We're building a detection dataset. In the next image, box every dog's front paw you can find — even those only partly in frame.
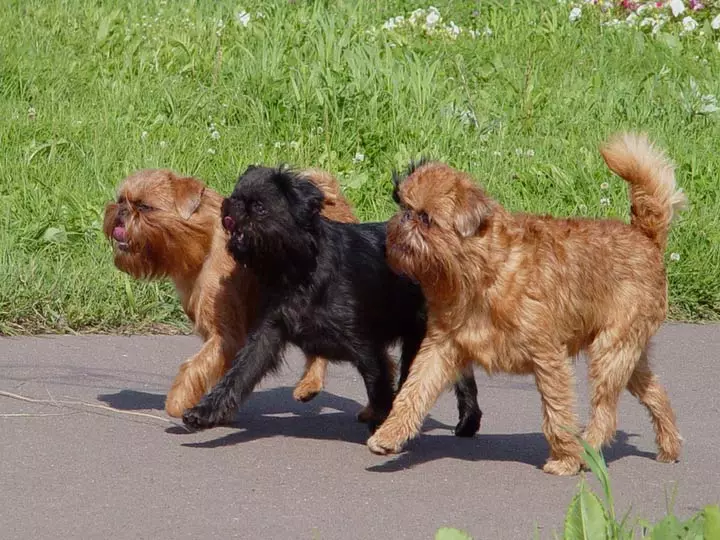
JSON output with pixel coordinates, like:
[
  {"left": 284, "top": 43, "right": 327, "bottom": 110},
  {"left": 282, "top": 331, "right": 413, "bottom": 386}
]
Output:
[
  {"left": 367, "top": 430, "right": 404, "bottom": 455},
  {"left": 182, "top": 396, "right": 235, "bottom": 430},
  {"left": 454, "top": 407, "right": 482, "bottom": 438},
  {"left": 542, "top": 457, "right": 582, "bottom": 476}
]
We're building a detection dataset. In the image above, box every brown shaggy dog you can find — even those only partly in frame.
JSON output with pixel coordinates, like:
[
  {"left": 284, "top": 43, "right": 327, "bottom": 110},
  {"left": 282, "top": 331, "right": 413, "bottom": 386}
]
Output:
[
  {"left": 367, "top": 133, "right": 685, "bottom": 475},
  {"left": 103, "top": 168, "right": 357, "bottom": 417}
]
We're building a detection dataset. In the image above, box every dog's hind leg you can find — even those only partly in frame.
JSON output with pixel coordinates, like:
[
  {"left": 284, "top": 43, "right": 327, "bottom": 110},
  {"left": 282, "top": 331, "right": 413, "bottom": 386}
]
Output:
[
  {"left": 293, "top": 356, "right": 327, "bottom": 402},
  {"left": 354, "top": 348, "right": 396, "bottom": 433},
  {"left": 583, "top": 334, "right": 643, "bottom": 452},
  {"left": 626, "top": 348, "right": 681, "bottom": 463},
  {"left": 452, "top": 365, "right": 482, "bottom": 437},
  {"left": 182, "top": 319, "right": 285, "bottom": 429}
]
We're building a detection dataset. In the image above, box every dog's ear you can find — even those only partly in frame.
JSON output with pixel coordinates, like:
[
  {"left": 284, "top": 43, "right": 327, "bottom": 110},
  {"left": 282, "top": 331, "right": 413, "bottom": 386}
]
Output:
[
  {"left": 454, "top": 184, "right": 492, "bottom": 238},
  {"left": 391, "top": 170, "right": 403, "bottom": 206},
  {"left": 391, "top": 158, "right": 431, "bottom": 206},
  {"left": 173, "top": 176, "right": 205, "bottom": 220},
  {"left": 277, "top": 172, "right": 325, "bottom": 225}
]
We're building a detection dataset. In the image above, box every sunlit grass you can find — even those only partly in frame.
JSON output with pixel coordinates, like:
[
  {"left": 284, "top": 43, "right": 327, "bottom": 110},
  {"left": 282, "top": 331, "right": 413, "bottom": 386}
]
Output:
[{"left": 1, "top": 0, "right": 719, "bottom": 333}]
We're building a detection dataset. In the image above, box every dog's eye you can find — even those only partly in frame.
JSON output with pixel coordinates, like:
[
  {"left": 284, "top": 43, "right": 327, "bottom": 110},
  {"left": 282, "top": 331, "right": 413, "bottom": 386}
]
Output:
[
  {"left": 418, "top": 211, "right": 431, "bottom": 227},
  {"left": 251, "top": 201, "right": 266, "bottom": 216},
  {"left": 135, "top": 203, "right": 154, "bottom": 213}
]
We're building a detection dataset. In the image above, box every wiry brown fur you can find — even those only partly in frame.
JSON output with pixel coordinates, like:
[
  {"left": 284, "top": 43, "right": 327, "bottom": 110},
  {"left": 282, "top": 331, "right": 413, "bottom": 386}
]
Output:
[
  {"left": 103, "top": 168, "right": 358, "bottom": 417},
  {"left": 367, "top": 133, "right": 684, "bottom": 475}
]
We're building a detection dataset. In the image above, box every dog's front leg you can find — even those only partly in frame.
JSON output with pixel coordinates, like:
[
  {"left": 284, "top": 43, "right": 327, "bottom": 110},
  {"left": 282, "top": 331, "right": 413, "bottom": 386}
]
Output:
[
  {"left": 367, "top": 338, "right": 461, "bottom": 454},
  {"left": 165, "top": 335, "right": 226, "bottom": 417},
  {"left": 182, "top": 318, "right": 285, "bottom": 429}
]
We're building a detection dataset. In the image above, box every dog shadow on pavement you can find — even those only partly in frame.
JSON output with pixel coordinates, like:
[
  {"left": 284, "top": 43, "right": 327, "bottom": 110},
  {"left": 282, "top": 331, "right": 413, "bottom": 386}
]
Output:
[
  {"left": 97, "top": 386, "right": 457, "bottom": 446},
  {"left": 365, "top": 430, "right": 657, "bottom": 473},
  {"left": 98, "top": 387, "right": 656, "bottom": 471},
  {"left": 98, "top": 389, "right": 166, "bottom": 410}
]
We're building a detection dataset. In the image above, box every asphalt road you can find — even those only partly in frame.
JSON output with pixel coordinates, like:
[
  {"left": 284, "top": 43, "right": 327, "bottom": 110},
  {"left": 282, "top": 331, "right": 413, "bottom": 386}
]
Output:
[{"left": 1, "top": 324, "right": 718, "bottom": 539}]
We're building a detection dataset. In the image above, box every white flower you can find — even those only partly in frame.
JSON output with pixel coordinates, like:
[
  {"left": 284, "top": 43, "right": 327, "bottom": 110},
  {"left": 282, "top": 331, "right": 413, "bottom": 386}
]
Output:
[
  {"left": 159, "top": 140, "right": 167, "bottom": 148},
  {"left": 256, "top": 11, "right": 265, "bottom": 19},
  {"left": 446, "top": 21, "right": 461, "bottom": 38},
  {"left": 600, "top": 182, "right": 609, "bottom": 190},
  {"left": 28, "top": 107, "right": 36, "bottom": 119},
  {"left": 382, "top": 18, "right": 397, "bottom": 30},
  {"left": 670, "top": 0, "right": 685, "bottom": 17},
  {"left": 469, "top": 29, "right": 479, "bottom": 38},
  {"left": 699, "top": 94, "right": 719, "bottom": 114},
  {"left": 515, "top": 148, "right": 524, "bottom": 156},
  {"left": 569, "top": 7, "right": 582, "bottom": 22},
  {"left": 210, "top": 130, "right": 220, "bottom": 140},
  {"left": 289, "top": 141, "right": 300, "bottom": 150},
  {"left": 682, "top": 16, "right": 698, "bottom": 32},
  {"left": 352, "top": 152, "right": 365, "bottom": 163},
  {"left": 712, "top": 14, "right": 720, "bottom": 30},
  {"left": 207, "top": 148, "right": 216, "bottom": 154},
  {"left": 273, "top": 141, "right": 283, "bottom": 149},
  {"left": 670, "top": 252, "right": 680, "bottom": 261},
  {"left": 236, "top": 10, "right": 250, "bottom": 27},
  {"left": 483, "top": 26, "right": 493, "bottom": 37},
  {"left": 140, "top": 131, "right": 148, "bottom": 140},
  {"left": 426, "top": 7, "right": 441, "bottom": 28},
  {"left": 600, "top": 197, "right": 610, "bottom": 206},
  {"left": 626, "top": 12, "right": 639, "bottom": 26},
  {"left": 409, "top": 9, "right": 425, "bottom": 25},
  {"left": 492, "top": 151, "right": 502, "bottom": 157},
  {"left": 525, "top": 149, "right": 535, "bottom": 157}
]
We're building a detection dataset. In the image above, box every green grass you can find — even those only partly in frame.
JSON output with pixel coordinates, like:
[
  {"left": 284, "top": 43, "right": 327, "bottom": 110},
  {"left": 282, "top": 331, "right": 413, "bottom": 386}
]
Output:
[{"left": 1, "top": 0, "right": 719, "bottom": 334}]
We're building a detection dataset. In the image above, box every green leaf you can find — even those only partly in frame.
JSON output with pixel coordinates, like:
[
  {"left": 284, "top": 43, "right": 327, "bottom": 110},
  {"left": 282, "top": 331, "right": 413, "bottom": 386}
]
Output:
[
  {"left": 579, "top": 439, "right": 614, "bottom": 520},
  {"left": 564, "top": 483, "right": 608, "bottom": 540},
  {"left": 435, "top": 527, "right": 472, "bottom": 540},
  {"left": 704, "top": 506, "right": 720, "bottom": 539},
  {"left": 41, "top": 226, "right": 67, "bottom": 244},
  {"left": 648, "top": 515, "right": 683, "bottom": 540},
  {"left": 343, "top": 172, "right": 369, "bottom": 189},
  {"left": 655, "top": 32, "right": 682, "bottom": 51},
  {"left": 96, "top": 9, "right": 120, "bottom": 44}
]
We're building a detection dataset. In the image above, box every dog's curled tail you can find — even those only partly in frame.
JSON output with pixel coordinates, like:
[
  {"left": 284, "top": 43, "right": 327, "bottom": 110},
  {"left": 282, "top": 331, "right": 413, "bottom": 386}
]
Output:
[{"left": 600, "top": 132, "right": 687, "bottom": 251}]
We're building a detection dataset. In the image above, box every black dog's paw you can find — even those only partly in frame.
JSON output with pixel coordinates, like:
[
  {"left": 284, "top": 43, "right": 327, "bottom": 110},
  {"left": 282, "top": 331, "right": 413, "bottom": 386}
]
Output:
[
  {"left": 182, "top": 397, "right": 236, "bottom": 430},
  {"left": 454, "top": 407, "right": 482, "bottom": 438}
]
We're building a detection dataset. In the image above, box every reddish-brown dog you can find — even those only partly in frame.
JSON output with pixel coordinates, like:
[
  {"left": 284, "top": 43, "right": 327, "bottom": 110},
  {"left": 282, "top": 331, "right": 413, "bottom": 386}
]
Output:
[
  {"left": 367, "top": 133, "right": 685, "bottom": 475},
  {"left": 103, "top": 168, "right": 357, "bottom": 417}
]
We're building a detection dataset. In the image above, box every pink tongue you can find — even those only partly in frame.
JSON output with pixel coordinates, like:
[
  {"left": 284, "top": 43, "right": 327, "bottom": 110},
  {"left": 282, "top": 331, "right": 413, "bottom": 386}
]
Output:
[{"left": 112, "top": 226, "right": 127, "bottom": 242}]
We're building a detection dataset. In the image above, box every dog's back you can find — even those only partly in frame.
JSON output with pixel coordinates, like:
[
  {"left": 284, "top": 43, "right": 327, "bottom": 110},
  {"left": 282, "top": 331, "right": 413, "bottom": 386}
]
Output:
[{"left": 305, "top": 218, "right": 426, "bottom": 353}]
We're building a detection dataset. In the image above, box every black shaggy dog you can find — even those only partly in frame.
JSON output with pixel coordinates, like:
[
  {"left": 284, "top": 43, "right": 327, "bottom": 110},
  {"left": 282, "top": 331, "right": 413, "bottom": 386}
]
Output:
[{"left": 182, "top": 165, "right": 482, "bottom": 435}]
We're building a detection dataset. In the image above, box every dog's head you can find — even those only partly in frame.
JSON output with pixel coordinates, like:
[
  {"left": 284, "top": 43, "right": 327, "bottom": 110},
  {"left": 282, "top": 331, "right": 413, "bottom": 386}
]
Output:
[
  {"left": 103, "top": 169, "right": 220, "bottom": 280},
  {"left": 388, "top": 161, "right": 495, "bottom": 295},
  {"left": 221, "top": 165, "right": 325, "bottom": 271}
]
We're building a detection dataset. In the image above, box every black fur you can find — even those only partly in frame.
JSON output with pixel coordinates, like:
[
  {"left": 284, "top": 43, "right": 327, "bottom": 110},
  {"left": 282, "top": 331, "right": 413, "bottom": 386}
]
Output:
[{"left": 183, "top": 166, "right": 481, "bottom": 436}]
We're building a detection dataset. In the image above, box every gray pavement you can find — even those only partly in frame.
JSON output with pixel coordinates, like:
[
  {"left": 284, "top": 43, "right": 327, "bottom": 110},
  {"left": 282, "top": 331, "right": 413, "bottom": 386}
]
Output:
[{"left": 0, "top": 324, "right": 718, "bottom": 539}]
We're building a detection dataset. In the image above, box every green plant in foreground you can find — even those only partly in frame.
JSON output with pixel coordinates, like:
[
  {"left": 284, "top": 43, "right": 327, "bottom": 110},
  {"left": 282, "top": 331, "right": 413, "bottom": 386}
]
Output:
[
  {"left": 562, "top": 440, "right": 720, "bottom": 540},
  {"left": 434, "top": 440, "right": 720, "bottom": 540}
]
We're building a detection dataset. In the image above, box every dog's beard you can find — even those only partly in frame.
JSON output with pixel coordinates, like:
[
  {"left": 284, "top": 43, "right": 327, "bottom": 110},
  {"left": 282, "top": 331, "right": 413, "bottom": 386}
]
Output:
[
  {"left": 227, "top": 225, "right": 317, "bottom": 282},
  {"left": 387, "top": 216, "right": 465, "bottom": 300}
]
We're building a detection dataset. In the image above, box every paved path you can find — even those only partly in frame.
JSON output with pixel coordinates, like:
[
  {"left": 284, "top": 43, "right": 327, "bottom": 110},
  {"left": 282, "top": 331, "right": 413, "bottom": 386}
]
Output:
[{"left": 1, "top": 324, "right": 718, "bottom": 539}]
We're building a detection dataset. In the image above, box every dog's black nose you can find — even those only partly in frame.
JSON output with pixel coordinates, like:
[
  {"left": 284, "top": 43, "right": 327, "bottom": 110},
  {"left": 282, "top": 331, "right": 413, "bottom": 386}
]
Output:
[{"left": 223, "top": 216, "right": 235, "bottom": 231}]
